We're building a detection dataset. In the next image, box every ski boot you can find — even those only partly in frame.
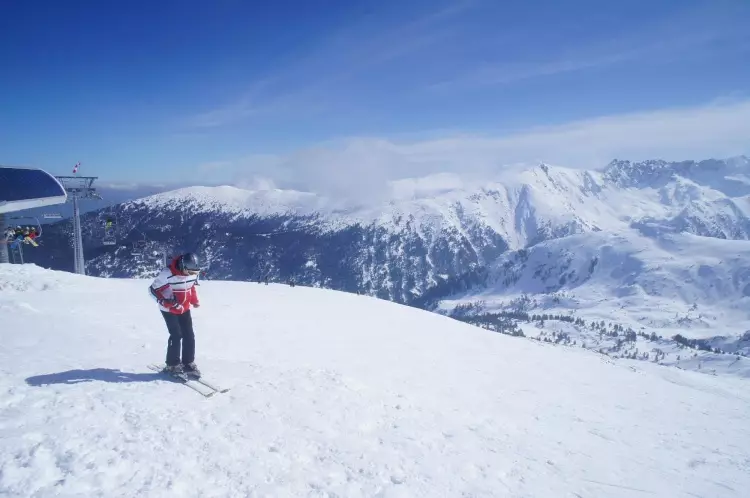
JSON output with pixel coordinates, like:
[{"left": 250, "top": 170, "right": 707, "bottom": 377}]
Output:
[
  {"left": 162, "top": 363, "right": 188, "bottom": 381},
  {"left": 183, "top": 362, "right": 201, "bottom": 378}
]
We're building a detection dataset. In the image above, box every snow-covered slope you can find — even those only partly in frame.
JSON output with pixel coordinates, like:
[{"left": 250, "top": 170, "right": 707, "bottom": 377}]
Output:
[
  {"left": 447, "top": 230, "right": 750, "bottom": 313},
  {"left": 1, "top": 264, "right": 749, "bottom": 497},
  {"left": 437, "top": 229, "right": 750, "bottom": 364}
]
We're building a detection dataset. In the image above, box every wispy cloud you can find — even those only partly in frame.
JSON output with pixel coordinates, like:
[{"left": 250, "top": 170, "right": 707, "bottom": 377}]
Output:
[
  {"left": 183, "top": 1, "right": 474, "bottom": 128},
  {"left": 216, "top": 98, "right": 750, "bottom": 201},
  {"left": 185, "top": 79, "right": 273, "bottom": 128},
  {"left": 430, "top": 3, "right": 749, "bottom": 91}
]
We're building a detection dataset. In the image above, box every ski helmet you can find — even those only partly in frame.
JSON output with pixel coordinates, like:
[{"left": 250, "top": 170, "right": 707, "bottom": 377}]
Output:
[{"left": 177, "top": 253, "right": 200, "bottom": 274}]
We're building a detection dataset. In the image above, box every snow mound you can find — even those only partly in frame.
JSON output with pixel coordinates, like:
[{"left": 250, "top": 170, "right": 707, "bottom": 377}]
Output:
[
  {"left": 0, "top": 264, "right": 79, "bottom": 293},
  {"left": 1, "top": 265, "right": 749, "bottom": 497}
]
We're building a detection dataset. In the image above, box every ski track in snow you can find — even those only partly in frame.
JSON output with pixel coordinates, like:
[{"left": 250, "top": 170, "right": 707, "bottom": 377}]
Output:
[{"left": 1, "top": 265, "right": 749, "bottom": 497}]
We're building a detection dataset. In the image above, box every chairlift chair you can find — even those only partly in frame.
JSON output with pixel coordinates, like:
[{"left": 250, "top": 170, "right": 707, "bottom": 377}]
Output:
[
  {"left": 5, "top": 216, "right": 42, "bottom": 243},
  {"left": 2, "top": 217, "right": 41, "bottom": 263},
  {"left": 101, "top": 212, "right": 118, "bottom": 246},
  {"left": 131, "top": 239, "right": 148, "bottom": 257}
]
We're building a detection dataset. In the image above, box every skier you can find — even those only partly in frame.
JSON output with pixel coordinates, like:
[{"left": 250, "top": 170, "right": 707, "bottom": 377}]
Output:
[
  {"left": 6, "top": 227, "right": 23, "bottom": 248},
  {"left": 148, "top": 253, "right": 202, "bottom": 377}
]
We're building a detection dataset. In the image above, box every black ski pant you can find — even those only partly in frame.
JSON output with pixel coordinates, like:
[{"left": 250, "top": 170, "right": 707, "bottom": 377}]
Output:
[{"left": 161, "top": 310, "right": 195, "bottom": 366}]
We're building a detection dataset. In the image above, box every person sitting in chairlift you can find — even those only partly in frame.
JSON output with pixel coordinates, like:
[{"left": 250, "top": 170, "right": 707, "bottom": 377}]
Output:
[{"left": 11, "top": 226, "right": 38, "bottom": 245}]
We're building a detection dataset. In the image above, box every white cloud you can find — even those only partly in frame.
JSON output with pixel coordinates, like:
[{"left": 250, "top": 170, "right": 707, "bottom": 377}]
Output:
[
  {"left": 98, "top": 182, "right": 173, "bottom": 191},
  {"left": 224, "top": 98, "right": 750, "bottom": 202}
]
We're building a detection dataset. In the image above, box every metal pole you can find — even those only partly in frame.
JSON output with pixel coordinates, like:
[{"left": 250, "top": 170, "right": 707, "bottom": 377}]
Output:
[
  {"left": 71, "top": 195, "right": 79, "bottom": 273},
  {"left": 72, "top": 195, "right": 85, "bottom": 274},
  {"left": 17, "top": 242, "right": 24, "bottom": 264},
  {"left": 0, "top": 213, "right": 8, "bottom": 264},
  {"left": 54, "top": 175, "right": 99, "bottom": 275}
]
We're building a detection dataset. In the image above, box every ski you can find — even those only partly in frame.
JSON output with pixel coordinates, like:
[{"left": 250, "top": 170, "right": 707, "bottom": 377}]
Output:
[
  {"left": 186, "top": 374, "right": 230, "bottom": 394},
  {"left": 147, "top": 364, "right": 218, "bottom": 398}
]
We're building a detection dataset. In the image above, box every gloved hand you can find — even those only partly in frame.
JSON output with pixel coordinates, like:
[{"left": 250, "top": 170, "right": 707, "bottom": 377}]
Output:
[
  {"left": 192, "top": 302, "right": 200, "bottom": 308},
  {"left": 160, "top": 298, "right": 183, "bottom": 313}
]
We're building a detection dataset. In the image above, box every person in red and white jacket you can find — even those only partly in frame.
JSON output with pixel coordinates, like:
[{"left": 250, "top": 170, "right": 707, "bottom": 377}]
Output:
[{"left": 149, "top": 253, "right": 202, "bottom": 377}]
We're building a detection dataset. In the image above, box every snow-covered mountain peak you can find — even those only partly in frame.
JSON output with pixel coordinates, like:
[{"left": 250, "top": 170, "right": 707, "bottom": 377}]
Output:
[
  {"left": 603, "top": 156, "right": 750, "bottom": 196},
  {"left": 100, "top": 156, "right": 750, "bottom": 236},
  {"left": 128, "top": 185, "right": 327, "bottom": 218}
]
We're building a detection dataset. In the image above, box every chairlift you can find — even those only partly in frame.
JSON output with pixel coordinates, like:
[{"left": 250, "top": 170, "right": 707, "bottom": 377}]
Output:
[
  {"left": 131, "top": 239, "right": 148, "bottom": 257},
  {"left": 42, "top": 213, "right": 63, "bottom": 220},
  {"left": 2, "top": 218, "right": 41, "bottom": 266},
  {"left": 100, "top": 211, "right": 118, "bottom": 246}
]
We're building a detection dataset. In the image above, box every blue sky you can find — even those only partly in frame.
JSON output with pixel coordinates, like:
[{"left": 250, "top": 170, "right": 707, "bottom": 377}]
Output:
[{"left": 1, "top": 0, "right": 749, "bottom": 193}]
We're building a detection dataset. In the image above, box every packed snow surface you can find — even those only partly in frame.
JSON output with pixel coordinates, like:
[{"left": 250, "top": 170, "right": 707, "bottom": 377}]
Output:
[{"left": 1, "top": 264, "right": 749, "bottom": 497}]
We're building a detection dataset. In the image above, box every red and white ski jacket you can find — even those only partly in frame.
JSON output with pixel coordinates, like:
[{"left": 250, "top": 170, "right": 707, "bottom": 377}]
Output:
[{"left": 148, "top": 259, "right": 200, "bottom": 314}]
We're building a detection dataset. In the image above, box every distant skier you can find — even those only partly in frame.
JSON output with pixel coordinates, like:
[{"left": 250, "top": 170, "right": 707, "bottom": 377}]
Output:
[{"left": 148, "top": 253, "right": 202, "bottom": 377}]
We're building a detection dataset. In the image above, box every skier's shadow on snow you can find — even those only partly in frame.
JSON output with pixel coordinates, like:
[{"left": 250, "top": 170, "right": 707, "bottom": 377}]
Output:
[{"left": 25, "top": 368, "right": 163, "bottom": 386}]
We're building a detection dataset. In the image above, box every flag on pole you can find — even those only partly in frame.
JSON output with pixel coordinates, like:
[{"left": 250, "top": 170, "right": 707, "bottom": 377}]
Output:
[{"left": 72, "top": 162, "right": 80, "bottom": 174}]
